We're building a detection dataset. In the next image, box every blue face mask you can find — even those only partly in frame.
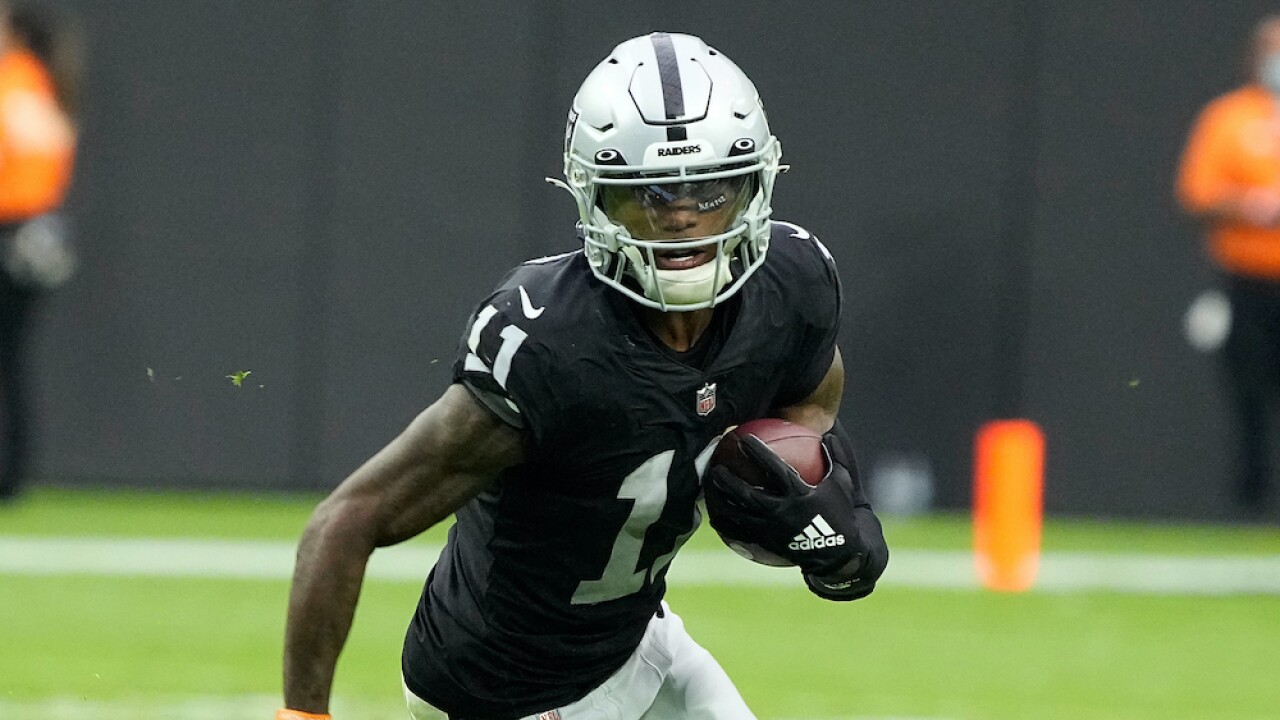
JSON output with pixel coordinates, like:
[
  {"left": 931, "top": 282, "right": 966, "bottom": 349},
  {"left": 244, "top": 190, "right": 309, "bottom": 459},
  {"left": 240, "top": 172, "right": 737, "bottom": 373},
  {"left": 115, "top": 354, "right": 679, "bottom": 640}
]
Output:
[{"left": 1261, "top": 53, "right": 1280, "bottom": 95}]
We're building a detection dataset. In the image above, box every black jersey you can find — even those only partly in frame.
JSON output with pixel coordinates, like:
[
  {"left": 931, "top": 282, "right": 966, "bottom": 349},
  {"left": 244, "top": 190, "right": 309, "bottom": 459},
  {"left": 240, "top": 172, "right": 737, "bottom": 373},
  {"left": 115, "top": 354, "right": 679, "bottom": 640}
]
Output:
[{"left": 402, "top": 221, "right": 841, "bottom": 719}]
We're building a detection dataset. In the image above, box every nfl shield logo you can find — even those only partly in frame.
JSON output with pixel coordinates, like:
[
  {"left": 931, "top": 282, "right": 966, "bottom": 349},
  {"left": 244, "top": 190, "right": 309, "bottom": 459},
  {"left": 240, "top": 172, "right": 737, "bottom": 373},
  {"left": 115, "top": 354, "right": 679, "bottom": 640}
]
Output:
[{"left": 696, "top": 382, "right": 717, "bottom": 416}]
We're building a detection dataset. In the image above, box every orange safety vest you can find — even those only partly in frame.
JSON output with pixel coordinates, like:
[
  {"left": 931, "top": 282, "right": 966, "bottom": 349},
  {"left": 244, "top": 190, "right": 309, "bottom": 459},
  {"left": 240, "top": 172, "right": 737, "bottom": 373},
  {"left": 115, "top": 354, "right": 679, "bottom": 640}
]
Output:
[{"left": 0, "top": 49, "right": 76, "bottom": 224}]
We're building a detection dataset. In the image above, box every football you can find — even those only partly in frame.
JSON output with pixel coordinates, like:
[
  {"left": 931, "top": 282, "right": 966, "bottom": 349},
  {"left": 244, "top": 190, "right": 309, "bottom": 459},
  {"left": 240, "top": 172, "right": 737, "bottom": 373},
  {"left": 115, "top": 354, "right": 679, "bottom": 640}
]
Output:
[
  {"left": 710, "top": 418, "right": 827, "bottom": 494},
  {"left": 707, "top": 419, "right": 829, "bottom": 567}
]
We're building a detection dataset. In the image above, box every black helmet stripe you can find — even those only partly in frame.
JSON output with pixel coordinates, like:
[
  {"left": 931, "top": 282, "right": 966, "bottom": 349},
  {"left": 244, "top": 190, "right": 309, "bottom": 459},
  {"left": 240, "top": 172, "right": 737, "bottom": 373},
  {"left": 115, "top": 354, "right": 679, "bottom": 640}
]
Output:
[{"left": 650, "top": 32, "right": 688, "bottom": 141}]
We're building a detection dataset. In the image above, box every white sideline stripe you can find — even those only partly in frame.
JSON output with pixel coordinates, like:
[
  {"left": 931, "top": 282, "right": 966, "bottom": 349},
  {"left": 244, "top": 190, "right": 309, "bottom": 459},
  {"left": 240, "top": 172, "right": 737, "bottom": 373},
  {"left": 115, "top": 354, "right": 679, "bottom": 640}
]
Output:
[
  {"left": 0, "top": 696, "right": 406, "bottom": 720},
  {"left": 0, "top": 696, "right": 932, "bottom": 720},
  {"left": 2, "top": 535, "right": 1280, "bottom": 595}
]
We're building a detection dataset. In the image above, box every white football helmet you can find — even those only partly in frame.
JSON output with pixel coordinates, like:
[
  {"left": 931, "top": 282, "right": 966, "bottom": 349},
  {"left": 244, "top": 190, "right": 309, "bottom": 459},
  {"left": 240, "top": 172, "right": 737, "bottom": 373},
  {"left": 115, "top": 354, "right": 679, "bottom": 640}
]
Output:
[{"left": 553, "top": 32, "right": 782, "bottom": 311}]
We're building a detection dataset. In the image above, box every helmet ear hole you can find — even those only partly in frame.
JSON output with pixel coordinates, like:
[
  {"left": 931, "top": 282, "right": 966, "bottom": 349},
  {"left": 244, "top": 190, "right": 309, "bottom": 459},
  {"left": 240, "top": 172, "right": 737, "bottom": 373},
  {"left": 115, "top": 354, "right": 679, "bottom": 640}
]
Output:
[
  {"left": 594, "top": 149, "right": 626, "bottom": 165},
  {"left": 729, "top": 138, "right": 756, "bottom": 156}
]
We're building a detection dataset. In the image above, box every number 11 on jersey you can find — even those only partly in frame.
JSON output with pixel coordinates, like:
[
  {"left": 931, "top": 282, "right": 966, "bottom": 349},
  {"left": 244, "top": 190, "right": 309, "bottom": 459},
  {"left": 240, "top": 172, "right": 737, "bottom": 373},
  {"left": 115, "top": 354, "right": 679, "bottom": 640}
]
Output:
[{"left": 570, "top": 438, "right": 720, "bottom": 605}]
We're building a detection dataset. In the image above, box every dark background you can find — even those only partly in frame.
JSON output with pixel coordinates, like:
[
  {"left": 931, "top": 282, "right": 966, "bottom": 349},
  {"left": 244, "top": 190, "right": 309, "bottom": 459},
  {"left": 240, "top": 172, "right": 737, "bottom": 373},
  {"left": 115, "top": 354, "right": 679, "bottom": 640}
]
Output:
[{"left": 25, "top": 1, "right": 1279, "bottom": 520}]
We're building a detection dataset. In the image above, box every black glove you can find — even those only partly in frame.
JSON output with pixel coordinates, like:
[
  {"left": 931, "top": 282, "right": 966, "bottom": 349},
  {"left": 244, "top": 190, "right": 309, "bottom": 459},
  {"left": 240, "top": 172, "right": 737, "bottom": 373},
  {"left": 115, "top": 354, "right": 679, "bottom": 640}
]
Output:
[
  {"left": 802, "top": 505, "right": 886, "bottom": 601},
  {"left": 705, "top": 430, "right": 888, "bottom": 601}
]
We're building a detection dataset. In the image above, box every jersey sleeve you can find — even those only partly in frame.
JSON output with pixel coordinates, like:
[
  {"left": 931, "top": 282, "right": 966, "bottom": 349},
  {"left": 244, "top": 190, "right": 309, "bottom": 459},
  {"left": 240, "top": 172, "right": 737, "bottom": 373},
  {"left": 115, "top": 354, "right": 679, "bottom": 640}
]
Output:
[
  {"left": 1176, "top": 94, "right": 1238, "bottom": 214},
  {"left": 452, "top": 287, "right": 560, "bottom": 446},
  {"left": 770, "top": 222, "right": 843, "bottom": 408},
  {"left": 0, "top": 53, "right": 76, "bottom": 221},
  {"left": 455, "top": 301, "right": 527, "bottom": 429}
]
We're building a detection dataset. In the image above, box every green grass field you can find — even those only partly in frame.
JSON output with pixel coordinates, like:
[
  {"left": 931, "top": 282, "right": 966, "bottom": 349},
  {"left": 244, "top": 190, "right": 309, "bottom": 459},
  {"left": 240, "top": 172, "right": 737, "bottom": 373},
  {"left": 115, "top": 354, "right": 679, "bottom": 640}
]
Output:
[{"left": 2, "top": 488, "right": 1279, "bottom": 719}]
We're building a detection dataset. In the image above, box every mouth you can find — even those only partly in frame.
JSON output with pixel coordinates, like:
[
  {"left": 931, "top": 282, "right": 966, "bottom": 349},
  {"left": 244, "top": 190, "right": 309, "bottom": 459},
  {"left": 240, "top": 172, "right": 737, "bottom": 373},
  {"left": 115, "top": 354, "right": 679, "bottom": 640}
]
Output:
[{"left": 653, "top": 247, "right": 715, "bottom": 271}]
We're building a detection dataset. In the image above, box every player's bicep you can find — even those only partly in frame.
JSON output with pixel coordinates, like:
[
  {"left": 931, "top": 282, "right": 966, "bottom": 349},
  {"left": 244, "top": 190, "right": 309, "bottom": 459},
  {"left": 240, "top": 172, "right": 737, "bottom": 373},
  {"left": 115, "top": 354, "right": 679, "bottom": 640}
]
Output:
[
  {"left": 326, "top": 383, "right": 525, "bottom": 547},
  {"left": 778, "top": 347, "right": 844, "bottom": 435}
]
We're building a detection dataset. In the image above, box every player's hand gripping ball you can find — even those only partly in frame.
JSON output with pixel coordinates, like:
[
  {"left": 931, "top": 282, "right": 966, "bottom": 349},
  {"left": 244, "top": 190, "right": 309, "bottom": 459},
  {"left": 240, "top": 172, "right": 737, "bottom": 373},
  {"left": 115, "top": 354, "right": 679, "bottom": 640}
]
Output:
[
  {"left": 705, "top": 419, "right": 827, "bottom": 566},
  {"left": 705, "top": 421, "right": 888, "bottom": 600}
]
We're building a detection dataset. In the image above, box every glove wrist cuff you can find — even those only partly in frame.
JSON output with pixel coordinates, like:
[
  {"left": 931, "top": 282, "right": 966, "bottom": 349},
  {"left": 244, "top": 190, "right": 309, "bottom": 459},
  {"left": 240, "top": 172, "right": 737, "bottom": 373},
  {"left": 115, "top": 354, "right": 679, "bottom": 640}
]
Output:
[
  {"left": 803, "top": 569, "right": 873, "bottom": 602},
  {"left": 809, "top": 571, "right": 858, "bottom": 592},
  {"left": 277, "top": 709, "right": 332, "bottom": 720}
]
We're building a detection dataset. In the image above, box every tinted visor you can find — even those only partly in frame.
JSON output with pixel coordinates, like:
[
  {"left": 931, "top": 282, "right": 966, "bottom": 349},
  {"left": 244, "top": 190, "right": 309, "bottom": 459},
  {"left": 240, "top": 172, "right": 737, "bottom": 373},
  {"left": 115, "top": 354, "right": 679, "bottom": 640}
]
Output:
[
  {"left": 600, "top": 172, "right": 756, "bottom": 241},
  {"left": 602, "top": 173, "right": 752, "bottom": 215}
]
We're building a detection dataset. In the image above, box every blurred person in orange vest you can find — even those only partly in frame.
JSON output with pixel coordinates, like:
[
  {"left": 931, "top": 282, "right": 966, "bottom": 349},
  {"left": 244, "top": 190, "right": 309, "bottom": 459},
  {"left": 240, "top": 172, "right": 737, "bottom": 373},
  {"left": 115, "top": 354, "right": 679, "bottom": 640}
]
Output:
[
  {"left": 1177, "top": 14, "right": 1280, "bottom": 516},
  {"left": 0, "top": 0, "right": 81, "bottom": 502}
]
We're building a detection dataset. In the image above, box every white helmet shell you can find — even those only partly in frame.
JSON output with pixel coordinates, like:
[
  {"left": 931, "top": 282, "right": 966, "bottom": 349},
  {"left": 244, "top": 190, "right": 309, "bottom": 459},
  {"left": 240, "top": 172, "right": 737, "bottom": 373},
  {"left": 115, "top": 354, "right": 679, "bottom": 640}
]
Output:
[{"left": 559, "top": 32, "right": 782, "bottom": 311}]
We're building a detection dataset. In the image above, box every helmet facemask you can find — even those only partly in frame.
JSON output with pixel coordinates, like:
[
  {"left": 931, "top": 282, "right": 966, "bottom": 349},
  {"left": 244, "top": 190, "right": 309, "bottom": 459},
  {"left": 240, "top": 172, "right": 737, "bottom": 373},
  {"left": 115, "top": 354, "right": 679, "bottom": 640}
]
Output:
[{"left": 567, "top": 140, "right": 781, "bottom": 312}]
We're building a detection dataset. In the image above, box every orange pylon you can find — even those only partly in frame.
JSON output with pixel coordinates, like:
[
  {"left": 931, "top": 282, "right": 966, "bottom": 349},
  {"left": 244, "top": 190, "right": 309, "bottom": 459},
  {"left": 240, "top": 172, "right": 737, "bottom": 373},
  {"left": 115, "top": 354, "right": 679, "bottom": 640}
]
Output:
[{"left": 973, "top": 419, "right": 1044, "bottom": 592}]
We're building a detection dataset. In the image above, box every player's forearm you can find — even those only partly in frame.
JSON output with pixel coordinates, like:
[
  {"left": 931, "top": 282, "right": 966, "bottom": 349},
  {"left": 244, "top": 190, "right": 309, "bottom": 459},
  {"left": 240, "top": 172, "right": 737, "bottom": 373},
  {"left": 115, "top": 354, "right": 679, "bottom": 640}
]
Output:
[{"left": 282, "top": 499, "right": 379, "bottom": 713}]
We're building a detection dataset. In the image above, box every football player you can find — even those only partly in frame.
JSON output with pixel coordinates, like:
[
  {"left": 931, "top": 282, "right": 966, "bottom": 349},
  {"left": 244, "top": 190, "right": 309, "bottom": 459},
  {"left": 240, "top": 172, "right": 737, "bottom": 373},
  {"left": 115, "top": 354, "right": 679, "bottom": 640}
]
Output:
[{"left": 280, "top": 32, "right": 888, "bottom": 720}]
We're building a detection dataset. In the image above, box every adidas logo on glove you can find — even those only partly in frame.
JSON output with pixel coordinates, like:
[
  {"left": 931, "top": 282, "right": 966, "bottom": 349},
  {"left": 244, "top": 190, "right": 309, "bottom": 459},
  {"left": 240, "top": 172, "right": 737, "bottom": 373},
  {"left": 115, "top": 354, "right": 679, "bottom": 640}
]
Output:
[{"left": 789, "top": 514, "right": 846, "bottom": 551}]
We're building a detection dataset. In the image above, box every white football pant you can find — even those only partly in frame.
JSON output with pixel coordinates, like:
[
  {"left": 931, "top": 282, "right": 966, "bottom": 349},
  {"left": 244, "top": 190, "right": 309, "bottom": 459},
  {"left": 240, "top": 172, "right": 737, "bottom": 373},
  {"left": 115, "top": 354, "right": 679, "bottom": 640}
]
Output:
[{"left": 403, "top": 602, "right": 755, "bottom": 720}]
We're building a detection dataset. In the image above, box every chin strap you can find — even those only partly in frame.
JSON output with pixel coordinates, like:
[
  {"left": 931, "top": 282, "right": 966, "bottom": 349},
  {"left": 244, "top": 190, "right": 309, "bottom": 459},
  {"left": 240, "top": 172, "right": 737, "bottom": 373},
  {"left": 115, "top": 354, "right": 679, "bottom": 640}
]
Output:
[
  {"left": 651, "top": 258, "right": 732, "bottom": 305},
  {"left": 619, "top": 244, "right": 732, "bottom": 309}
]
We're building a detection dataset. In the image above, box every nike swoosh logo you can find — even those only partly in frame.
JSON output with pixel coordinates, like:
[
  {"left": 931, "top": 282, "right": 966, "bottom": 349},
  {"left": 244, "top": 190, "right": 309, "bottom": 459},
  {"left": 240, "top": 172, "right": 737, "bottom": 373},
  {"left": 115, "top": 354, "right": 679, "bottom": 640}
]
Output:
[
  {"left": 775, "top": 220, "right": 811, "bottom": 239},
  {"left": 518, "top": 285, "right": 545, "bottom": 319}
]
